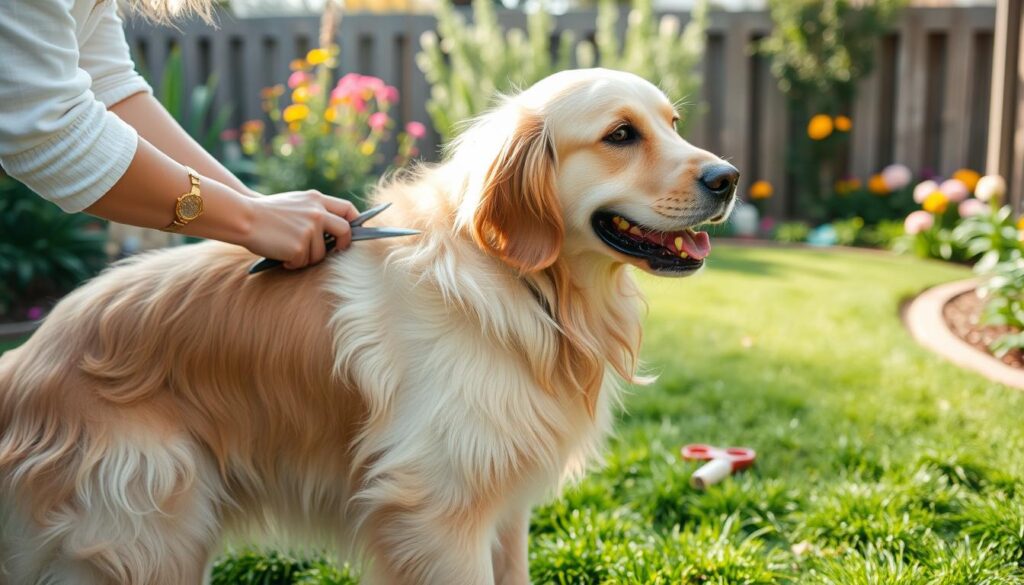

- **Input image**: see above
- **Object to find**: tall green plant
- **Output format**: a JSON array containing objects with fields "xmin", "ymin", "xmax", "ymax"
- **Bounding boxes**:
[
  {"xmin": 147, "ymin": 47, "xmax": 233, "ymax": 154},
  {"xmin": 759, "ymin": 0, "xmax": 904, "ymax": 220},
  {"xmin": 417, "ymin": 0, "xmax": 706, "ymax": 143}
]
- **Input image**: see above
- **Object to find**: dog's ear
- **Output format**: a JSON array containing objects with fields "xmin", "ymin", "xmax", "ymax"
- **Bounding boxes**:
[{"xmin": 472, "ymin": 113, "xmax": 562, "ymax": 274}]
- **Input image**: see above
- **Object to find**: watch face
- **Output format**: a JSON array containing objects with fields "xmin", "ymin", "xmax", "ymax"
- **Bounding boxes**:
[{"xmin": 177, "ymin": 194, "xmax": 204, "ymax": 221}]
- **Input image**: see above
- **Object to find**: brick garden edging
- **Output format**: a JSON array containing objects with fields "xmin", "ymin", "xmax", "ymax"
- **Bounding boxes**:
[{"xmin": 903, "ymin": 278, "xmax": 1024, "ymax": 389}]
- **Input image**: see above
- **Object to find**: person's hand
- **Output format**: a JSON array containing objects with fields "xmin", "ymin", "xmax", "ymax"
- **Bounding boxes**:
[{"xmin": 243, "ymin": 190, "xmax": 359, "ymax": 269}]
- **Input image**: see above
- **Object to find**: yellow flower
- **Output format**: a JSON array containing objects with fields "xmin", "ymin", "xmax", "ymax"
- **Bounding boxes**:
[
  {"xmin": 923, "ymin": 191, "xmax": 949, "ymax": 214},
  {"xmin": 749, "ymin": 180, "xmax": 773, "ymax": 200},
  {"xmin": 1017, "ymin": 216, "xmax": 1024, "ymax": 231},
  {"xmin": 807, "ymin": 114, "xmax": 834, "ymax": 140},
  {"xmin": 282, "ymin": 104, "xmax": 310, "ymax": 123},
  {"xmin": 289, "ymin": 59, "xmax": 310, "ymax": 71},
  {"xmin": 953, "ymin": 168, "xmax": 981, "ymax": 192},
  {"xmin": 324, "ymin": 107, "xmax": 338, "ymax": 123},
  {"xmin": 834, "ymin": 115, "xmax": 852, "ymax": 132},
  {"xmin": 306, "ymin": 48, "xmax": 330, "ymax": 65},
  {"xmin": 868, "ymin": 174, "xmax": 890, "ymax": 195},
  {"xmin": 291, "ymin": 86, "xmax": 310, "ymax": 104},
  {"xmin": 360, "ymin": 142, "xmax": 375, "ymax": 156}
]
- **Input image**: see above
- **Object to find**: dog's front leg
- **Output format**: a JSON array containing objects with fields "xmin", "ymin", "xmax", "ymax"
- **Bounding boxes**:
[
  {"xmin": 492, "ymin": 507, "xmax": 530, "ymax": 585},
  {"xmin": 360, "ymin": 497, "xmax": 496, "ymax": 585}
]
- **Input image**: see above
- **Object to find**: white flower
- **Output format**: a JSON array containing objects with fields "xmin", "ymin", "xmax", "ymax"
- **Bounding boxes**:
[
  {"xmin": 913, "ymin": 180, "xmax": 938, "ymax": 204},
  {"xmin": 974, "ymin": 175, "xmax": 1006, "ymax": 203}
]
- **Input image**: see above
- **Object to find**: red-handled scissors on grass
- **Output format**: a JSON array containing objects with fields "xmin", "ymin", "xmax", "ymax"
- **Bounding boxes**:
[{"xmin": 681, "ymin": 443, "xmax": 757, "ymax": 472}]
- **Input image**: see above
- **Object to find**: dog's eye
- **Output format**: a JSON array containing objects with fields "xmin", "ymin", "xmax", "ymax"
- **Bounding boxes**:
[{"xmin": 604, "ymin": 124, "xmax": 638, "ymax": 145}]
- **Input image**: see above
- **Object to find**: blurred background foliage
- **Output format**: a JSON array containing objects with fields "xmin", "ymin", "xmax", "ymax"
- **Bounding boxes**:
[{"xmin": 417, "ymin": 0, "xmax": 707, "ymax": 142}]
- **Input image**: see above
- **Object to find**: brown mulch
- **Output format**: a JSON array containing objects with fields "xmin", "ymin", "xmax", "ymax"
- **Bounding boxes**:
[{"xmin": 943, "ymin": 290, "xmax": 1024, "ymax": 369}]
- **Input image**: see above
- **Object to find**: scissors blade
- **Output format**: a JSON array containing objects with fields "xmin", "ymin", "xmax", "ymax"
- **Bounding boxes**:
[
  {"xmin": 350, "ymin": 202, "xmax": 392, "ymax": 227},
  {"xmin": 351, "ymin": 226, "xmax": 421, "ymax": 241}
]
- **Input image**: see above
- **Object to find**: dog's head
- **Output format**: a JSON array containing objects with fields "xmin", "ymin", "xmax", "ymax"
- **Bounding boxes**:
[{"xmin": 452, "ymin": 68, "xmax": 738, "ymax": 277}]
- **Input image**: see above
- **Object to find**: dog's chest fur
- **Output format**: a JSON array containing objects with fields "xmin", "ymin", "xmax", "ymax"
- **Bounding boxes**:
[{"xmin": 326, "ymin": 241, "xmax": 629, "ymax": 515}]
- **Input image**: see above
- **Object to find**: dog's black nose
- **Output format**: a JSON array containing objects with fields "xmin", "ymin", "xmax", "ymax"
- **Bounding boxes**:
[{"xmin": 698, "ymin": 163, "xmax": 740, "ymax": 198}]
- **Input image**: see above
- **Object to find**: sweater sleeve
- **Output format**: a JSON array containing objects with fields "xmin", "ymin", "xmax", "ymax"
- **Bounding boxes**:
[
  {"xmin": 0, "ymin": 0, "xmax": 142, "ymax": 213},
  {"xmin": 79, "ymin": 1, "xmax": 153, "ymax": 108}
]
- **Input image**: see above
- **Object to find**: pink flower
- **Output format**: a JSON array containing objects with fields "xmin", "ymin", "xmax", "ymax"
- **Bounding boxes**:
[
  {"xmin": 362, "ymin": 76, "xmax": 385, "ymax": 91},
  {"xmin": 405, "ymin": 121, "xmax": 426, "ymax": 139},
  {"xmin": 337, "ymin": 73, "xmax": 363, "ymax": 88},
  {"xmin": 939, "ymin": 179, "xmax": 969, "ymax": 203},
  {"xmin": 287, "ymin": 71, "xmax": 312, "ymax": 89},
  {"xmin": 350, "ymin": 95, "xmax": 366, "ymax": 113},
  {"xmin": 368, "ymin": 112, "xmax": 389, "ymax": 130},
  {"xmin": 958, "ymin": 198, "xmax": 987, "ymax": 218},
  {"xmin": 913, "ymin": 180, "xmax": 938, "ymax": 204},
  {"xmin": 904, "ymin": 210, "xmax": 935, "ymax": 235},
  {"xmin": 881, "ymin": 164, "xmax": 912, "ymax": 191},
  {"xmin": 377, "ymin": 85, "xmax": 399, "ymax": 104}
]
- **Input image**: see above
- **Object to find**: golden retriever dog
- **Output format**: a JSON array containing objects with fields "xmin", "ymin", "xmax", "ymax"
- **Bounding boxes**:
[{"xmin": 0, "ymin": 68, "xmax": 737, "ymax": 584}]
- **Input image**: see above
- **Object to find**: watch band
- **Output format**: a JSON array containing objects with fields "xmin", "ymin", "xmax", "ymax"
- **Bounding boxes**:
[{"xmin": 164, "ymin": 166, "xmax": 203, "ymax": 232}]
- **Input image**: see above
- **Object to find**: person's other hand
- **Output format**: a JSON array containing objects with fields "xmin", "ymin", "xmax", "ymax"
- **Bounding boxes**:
[{"xmin": 243, "ymin": 191, "xmax": 359, "ymax": 269}]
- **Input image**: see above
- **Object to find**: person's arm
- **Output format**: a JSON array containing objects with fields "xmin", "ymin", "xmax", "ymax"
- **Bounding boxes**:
[
  {"xmin": 0, "ymin": 0, "xmax": 356, "ymax": 269},
  {"xmin": 86, "ymin": 136, "xmax": 358, "ymax": 269},
  {"xmin": 77, "ymin": 0, "xmax": 256, "ymax": 198},
  {"xmin": 110, "ymin": 92, "xmax": 260, "ymax": 198}
]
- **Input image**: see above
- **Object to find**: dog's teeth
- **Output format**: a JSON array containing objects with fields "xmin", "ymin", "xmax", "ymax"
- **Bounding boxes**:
[
  {"xmin": 679, "ymin": 251, "xmax": 688, "ymax": 258},
  {"xmin": 629, "ymin": 226, "xmax": 642, "ymax": 236},
  {"xmin": 616, "ymin": 218, "xmax": 629, "ymax": 231},
  {"xmin": 674, "ymin": 236, "xmax": 683, "ymax": 252}
]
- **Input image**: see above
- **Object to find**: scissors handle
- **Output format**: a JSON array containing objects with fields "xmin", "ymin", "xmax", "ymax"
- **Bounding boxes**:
[
  {"xmin": 681, "ymin": 443, "xmax": 756, "ymax": 471},
  {"xmin": 247, "ymin": 202, "xmax": 416, "ymax": 275}
]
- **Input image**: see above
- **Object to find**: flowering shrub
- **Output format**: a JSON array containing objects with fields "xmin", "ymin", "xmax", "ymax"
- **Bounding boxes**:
[
  {"xmin": 239, "ymin": 48, "xmax": 424, "ymax": 208},
  {"xmin": 901, "ymin": 171, "xmax": 1023, "ymax": 266},
  {"xmin": 759, "ymin": 0, "xmax": 905, "ymax": 218},
  {"xmin": 825, "ymin": 163, "xmax": 917, "ymax": 225}
]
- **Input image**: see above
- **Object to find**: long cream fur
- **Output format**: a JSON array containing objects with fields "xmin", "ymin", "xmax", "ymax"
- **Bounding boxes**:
[{"xmin": 0, "ymin": 68, "xmax": 730, "ymax": 584}]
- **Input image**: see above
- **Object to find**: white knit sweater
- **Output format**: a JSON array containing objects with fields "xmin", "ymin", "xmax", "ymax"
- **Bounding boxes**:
[{"xmin": 0, "ymin": 0, "xmax": 152, "ymax": 212}]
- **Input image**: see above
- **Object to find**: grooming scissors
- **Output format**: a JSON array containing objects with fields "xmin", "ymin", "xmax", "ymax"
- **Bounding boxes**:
[{"xmin": 248, "ymin": 202, "xmax": 418, "ymax": 274}]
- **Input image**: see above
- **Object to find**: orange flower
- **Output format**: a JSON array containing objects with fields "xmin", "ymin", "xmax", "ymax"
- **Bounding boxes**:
[
  {"xmin": 749, "ymin": 180, "xmax": 773, "ymax": 200},
  {"xmin": 289, "ymin": 59, "xmax": 310, "ymax": 71},
  {"xmin": 868, "ymin": 174, "xmax": 890, "ymax": 195},
  {"xmin": 241, "ymin": 120, "xmax": 264, "ymax": 135},
  {"xmin": 953, "ymin": 168, "xmax": 981, "ymax": 192},
  {"xmin": 923, "ymin": 191, "xmax": 949, "ymax": 214},
  {"xmin": 260, "ymin": 85, "xmax": 285, "ymax": 99},
  {"xmin": 807, "ymin": 114, "xmax": 834, "ymax": 140},
  {"xmin": 282, "ymin": 104, "xmax": 310, "ymax": 123},
  {"xmin": 834, "ymin": 115, "xmax": 852, "ymax": 132}
]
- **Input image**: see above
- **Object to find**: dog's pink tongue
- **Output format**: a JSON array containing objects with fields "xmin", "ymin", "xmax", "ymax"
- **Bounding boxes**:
[{"xmin": 679, "ymin": 229, "xmax": 711, "ymax": 260}]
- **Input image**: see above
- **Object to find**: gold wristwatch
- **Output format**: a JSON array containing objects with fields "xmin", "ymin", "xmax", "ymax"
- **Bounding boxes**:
[{"xmin": 164, "ymin": 166, "xmax": 204, "ymax": 231}]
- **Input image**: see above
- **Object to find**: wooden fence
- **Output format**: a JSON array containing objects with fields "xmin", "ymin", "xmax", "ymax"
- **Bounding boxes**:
[{"xmin": 125, "ymin": 6, "xmax": 998, "ymax": 218}]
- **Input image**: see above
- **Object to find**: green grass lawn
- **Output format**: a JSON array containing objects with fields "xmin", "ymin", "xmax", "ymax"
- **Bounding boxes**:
[
  {"xmin": 6, "ymin": 245, "xmax": 1022, "ymax": 583},
  {"xmin": 527, "ymin": 244, "xmax": 1022, "ymax": 584}
]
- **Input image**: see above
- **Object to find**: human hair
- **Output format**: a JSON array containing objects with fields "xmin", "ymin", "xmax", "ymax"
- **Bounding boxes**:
[{"xmin": 122, "ymin": 0, "xmax": 215, "ymax": 24}]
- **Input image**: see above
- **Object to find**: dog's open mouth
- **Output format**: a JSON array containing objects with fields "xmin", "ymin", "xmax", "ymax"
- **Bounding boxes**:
[{"xmin": 591, "ymin": 210, "xmax": 710, "ymax": 273}]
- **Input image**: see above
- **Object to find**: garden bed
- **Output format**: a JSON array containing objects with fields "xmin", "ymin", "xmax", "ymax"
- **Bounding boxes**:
[{"xmin": 944, "ymin": 289, "xmax": 1024, "ymax": 369}]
